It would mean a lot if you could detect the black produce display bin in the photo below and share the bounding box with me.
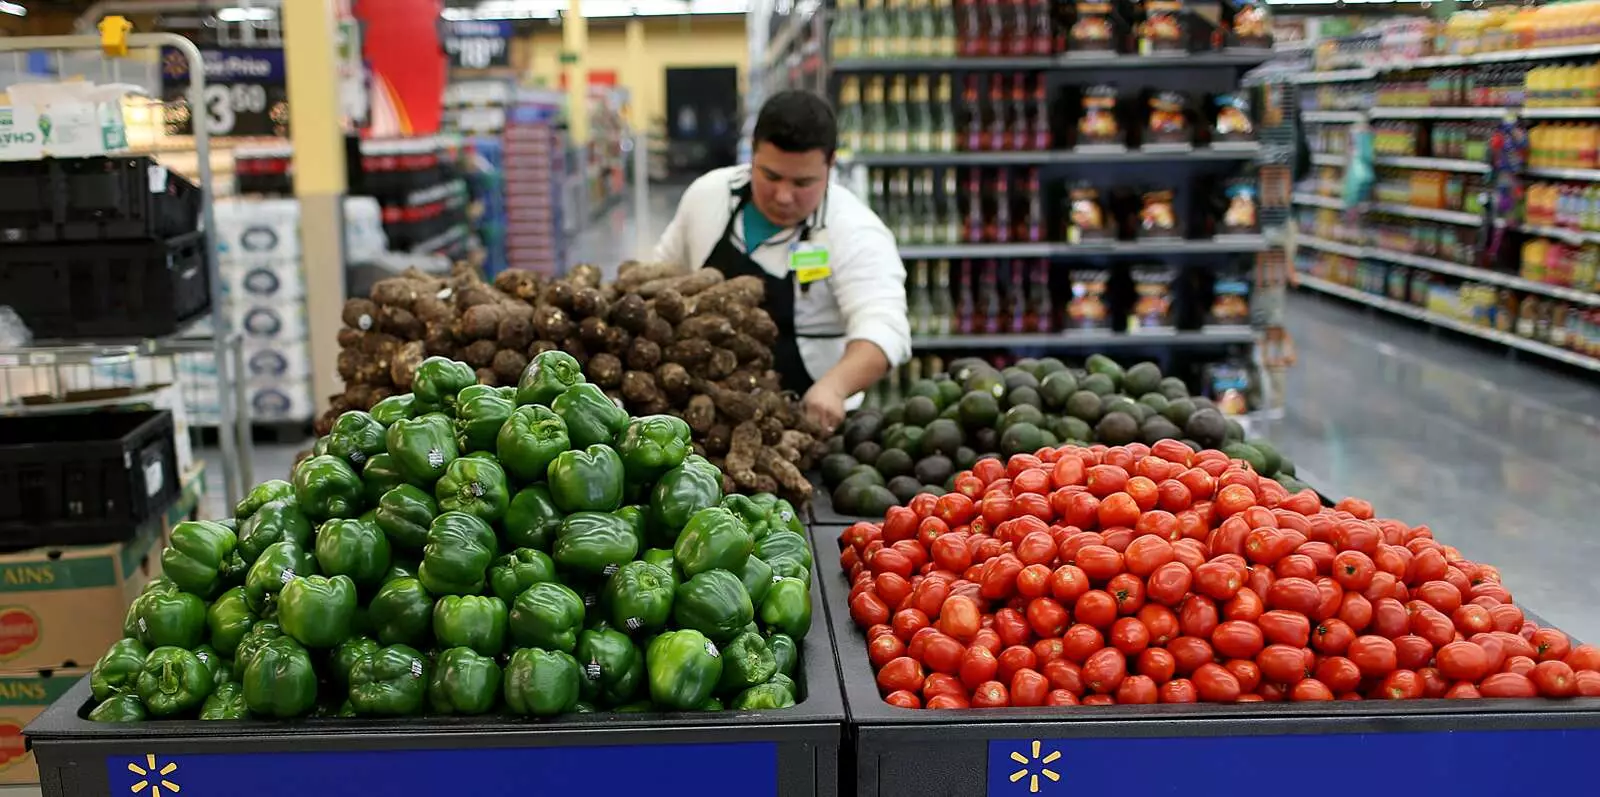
[26,564,845,797]
[0,231,209,340]
[0,410,178,551]
[0,156,200,243]
[810,524,1600,797]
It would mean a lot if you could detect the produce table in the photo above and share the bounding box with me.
[808,527,1600,797]
[24,569,845,797]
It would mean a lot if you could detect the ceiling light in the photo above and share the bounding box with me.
[216,6,276,21]
[0,2,26,17]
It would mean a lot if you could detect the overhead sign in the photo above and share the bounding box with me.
[160,47,288,137]
[444,20,513,69]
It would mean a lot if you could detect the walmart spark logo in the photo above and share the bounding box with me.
[127,754,180,795]
[1006,740,1062,794]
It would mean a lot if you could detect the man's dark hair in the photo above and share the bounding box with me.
[753,90,837,157]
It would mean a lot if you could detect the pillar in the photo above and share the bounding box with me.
[563,0,589,144]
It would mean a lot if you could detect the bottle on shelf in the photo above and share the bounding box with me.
[956,260,976,333]
[985,0,1007,56]
[935,75,957,152]
[892,168,914,242]
[910,259,934,335]
[942,168,963,243]
[910,75,934,152]
[907,0,931,57]
[864,76,887,153]
[979,260,1002,333]
[1021,167,1044,242]
[1030,260,1053,332]
[990,169,1013,242]
[915,168,938,242]
[963,75,984,151]
[888,76,911,152]
[1008,261,1030,332]
[1031,0,1054,54]
[865,0,888,58]
[988,74,1010,151]
[1031,75,1052,150]
[964,168,986,242]
[833,0,861,60]
[934,0,958,56]
[932,259,955,334]
[886,0,910,57]
[838,77,864,155]
[958,0,981,57]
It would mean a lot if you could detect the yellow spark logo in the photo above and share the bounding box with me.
[127,754,180,796]
[1008,741,1061,794]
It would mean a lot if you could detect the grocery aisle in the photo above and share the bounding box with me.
[1275,291,1600,644]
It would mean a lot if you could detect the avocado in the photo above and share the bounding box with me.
[1033,357,1069,378]
[914,455,955,487]
[1084,354,1125,390]
[939,403,963,421]
[1006,386,1042,410]
[1038,371,1079,409]
[1184,408,1228,449]
[1065,390,1104,422]
[841,411,883,449]
[999,422,1045,457]
[954,446,979,470]
[1037,429,1060,447]
[826,436,846,454]
[887,475,923,504]
[1224,418,1246,444]
[1051,415,1092,444]
[820,453,859,487]
[963,368,1006,400]
[1104,396,1141,418]
[844,465,885,486]
[1123,361,1162,397]
[917,485,946,497]
[921,419,965,458]
[1250,440,1283,475]
[1139,417,1184,446]
[1014,357,1039,373]
[851,441,884,466]
[958,391,1001,430]
[1222,442,1267,474]
[972,427,999,453]
[855,486,901,517]
[831,481,862,514]
[882,404,906,426]
[1191,396,1217,412]
[1276,455,1296,477]
[903,395,940,427]
[1002,368,1041,392]
[1181,439,1203,453]
[1000,404,1046,431]
[1134,403,1155,423]
[885,426,925,455]
[1159,376,1190,401]
[1094,411,1140,446]
[906,379,945,408]
[875,448,915,480]
[1161,397,1196,427]
[949,358,987,381]
[1276,476,1310,494]
[1139,393,1171,414]
[935,379,964,408]
[1080,372,1116,397]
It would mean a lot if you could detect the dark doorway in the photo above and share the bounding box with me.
[664,66,739,177]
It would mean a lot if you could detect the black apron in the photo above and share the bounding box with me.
[701,189,831,395]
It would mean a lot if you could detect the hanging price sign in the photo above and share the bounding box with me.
[444,20,513,69]
[161,47,289,137]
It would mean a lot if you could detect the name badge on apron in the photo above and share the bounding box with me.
[790,241,831,284]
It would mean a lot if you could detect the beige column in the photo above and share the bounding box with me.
[563,0,589,144]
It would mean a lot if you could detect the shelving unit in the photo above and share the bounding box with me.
[844,144,1261,167]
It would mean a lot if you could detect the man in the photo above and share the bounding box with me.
[653,90,910,434]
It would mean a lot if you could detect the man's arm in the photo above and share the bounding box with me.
[802,340,890,432]
[651,198,691,266]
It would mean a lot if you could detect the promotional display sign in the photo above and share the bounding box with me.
[160,47,289,138]
[443,20,512,70]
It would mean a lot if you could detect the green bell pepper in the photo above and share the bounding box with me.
[508,582,584,652]
[244,541,317,613]
[718,631,778,694]
[739,556,775,606]
[219,550,248,589]
[90,638,148,701]
[760,577,812,638]
[641,548,680,589]
[615,414,692,484]
[553,511,639,577]
[89,693,147,723]
[721,494,803,540]
[315,516,392,588]
[602,560,674,633]
[645,629,724,711]
[515,350,586,407]
[235,479,294,520]
[367,576,434,647]
[199,681,248,720]
[673,569,754,643]
[768,671,797,695]
[134,590,206,649]
[374,484,437,552]
[435,455,510,522]
[418,511,498,595]
[647,455,724,546]
[161,520,237,597]
[755,530,814,586]
[496,405,570,483]
[503,485,563,550]
[429,647,502,715]
[551,383,629,448]
[433,595,507,656]
[278,575,357,648]
[242,635,318,718]
[331,636,380,686]
[454,386,515,453]
[386,558,419,582]
[766,498,804,536]
[496,385,518,402]
[768,633,799,677]
[504,647,580,717]
[732,682,795,710]
[575,626,643,706]
[236,499,312,564]
[135,646,212,716]
[192,644,231,689]
[385,413,459,486]
[291,455,364,520]
[547,444,625,513]
[348,643,430,716]
[413,356,477,405]
[673,507,753,578]
[369,394,417,426]
[326,411,388,467]
[231,620,281,680]
[488,548,557,604]
[361,454,408,506]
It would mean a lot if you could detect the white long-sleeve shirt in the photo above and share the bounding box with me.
[652,165,912,384]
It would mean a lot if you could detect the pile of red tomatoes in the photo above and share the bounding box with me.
[836,440,1600,708]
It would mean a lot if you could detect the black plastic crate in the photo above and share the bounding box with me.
[0,157,200,243]
[26,554,845,797]
[0,410,178,550]
[0,232,210,340]
[809,525,1600,797]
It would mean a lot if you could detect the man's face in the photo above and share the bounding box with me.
[750,142,831,228]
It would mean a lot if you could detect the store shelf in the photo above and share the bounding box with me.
[1297,235,1366,259]
[1291,68,1378,84]
[1301,110,1365,123]
[1292,193,1346,210]
[1380,42,1600,71]
[1310,153,1346,167]
[1513,223,1600,243]
[1297,273,1600,372]
[1365,247,1600,306]
[898,242,1056,258]
[1370,202,1482,226]
[1370,107,1509,120]
[844,144,1261,166]
[1522,107,1600,119]
[911,329,1256,350]
[832,56,1056,72]
[1524,166,1600,181]
[1374,156,1489,174]
[832,50,1272,73]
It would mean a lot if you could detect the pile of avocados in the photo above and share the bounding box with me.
[820,354,1307,517]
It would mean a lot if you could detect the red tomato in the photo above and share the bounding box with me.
[1094,493,1139,529]
[1211,621,1266,660]
[907,627,940,660]
[1488,603,1525,633]
[935,492,978,526]
[1193,561,1244,601]
[970,680,1011,707]
[920,632,966,675]
[1393,635,1434,671]
[892,608,931,642]
[1156,480,1193,513]
[1061,623,1104,663]
[1378,669,1423,700]
[1410,609,1456,649]
[1051,456,1086,489]
[1135,605,1178,648]
[1336,522,1381,556]
[1115,674,1158,704]
[1452,604,1493,636]
[1479,672,1538,698]
[871,548,914,580]
[1025,597,1070,639]
[1042,658,1083,695]
[875,573,913,609]
[1339,592,1374,632]
[1032,637,1065,665]
[1045,689,1079,706]
[1213,484,1257,518]
[1575,670,1600,697]
[1005,668,1047,707]
[1135,647,1177,683]
[1416,580,1463,615]
[1259,610,1311,647]
[930,534,973,574]
[1445,682,1482,699]
[1565,645,1600,672]
[1532,660,1578,697]
[1417,666,1449,698]
[993,608,1032,648]
[997,645,1039,683]
[1124,535,1175,577]
[1015,564,1053,599]
[1274,553,1318,581]
[1331,551,1376,591]
[1081,647,1128,694]
[978,555,1024,601]
[876,657,924,694]
[1074,590,1118,629]
[1125,477,1159,512]
[1503,655,1538,676]
[1106,572,1146,615]
[1109,616,1151,654]
[958,645,1000,690]
[850,591,891,629]
[972,457,1007,485]
[1049,564,1091,604]
[1072,545,1124,582]
[1166,636,1213,675]
[907,492,940,518]
[1085,465,1129,497]
[868,634,907,669]
[1347,636,1399,678]
[1436,641,1491,682]
[1145,561,1192,608]
[1224,588,1265,623]
[970,627,1002,656]
[883,690,921,709]
[1314,656,1362,693]
[1371,597,1409,638]
[1267,577,1320,616]
[1532,628,1573,662]
[1013,531,1056,567]
[923,672,965,700]
[1193,662,1243,702]
[1290,678,1335,701]
[1311,618,1355,655]
[936,595,982,642]
[1013,468,1051,496]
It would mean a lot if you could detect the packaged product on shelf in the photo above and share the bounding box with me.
[1137,0,1185,54]
[1144,90,1191,147]
[1229,0,1271,48]
[1138,187,1180,238]
[1221,178,1260,235]
[1066,269,1111,330]
[1211,93,1255,142]
[1069,0,1117,53]
[1128,266,1176,331]
[1076,84,1122,148]
[1067,181,1110,242]
[1209,265,1253,328]
[1202,360,1253,414]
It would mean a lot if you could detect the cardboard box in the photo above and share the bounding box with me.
[0,668,86,785]
[0,466,203,671]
